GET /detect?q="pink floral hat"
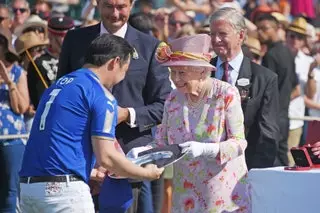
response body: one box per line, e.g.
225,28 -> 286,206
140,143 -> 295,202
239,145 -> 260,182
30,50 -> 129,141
155,34 -> 214,68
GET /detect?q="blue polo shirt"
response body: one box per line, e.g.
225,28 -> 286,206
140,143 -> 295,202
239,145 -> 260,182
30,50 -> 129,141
20,68 -> 118,182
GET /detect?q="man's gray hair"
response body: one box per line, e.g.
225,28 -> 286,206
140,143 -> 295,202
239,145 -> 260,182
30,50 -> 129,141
209,7 -> 246,33
11,0 -> 30,9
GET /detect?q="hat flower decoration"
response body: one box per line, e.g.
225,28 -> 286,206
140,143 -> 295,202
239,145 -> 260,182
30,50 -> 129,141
155,34 -> 214,68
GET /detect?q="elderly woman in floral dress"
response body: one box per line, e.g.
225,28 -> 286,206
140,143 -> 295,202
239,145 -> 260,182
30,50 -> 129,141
154,34 -> 251,213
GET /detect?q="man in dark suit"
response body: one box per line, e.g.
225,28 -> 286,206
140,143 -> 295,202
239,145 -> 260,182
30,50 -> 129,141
209,7 -> 279,169
256,14 -> 298,166
57,0 -> 171,212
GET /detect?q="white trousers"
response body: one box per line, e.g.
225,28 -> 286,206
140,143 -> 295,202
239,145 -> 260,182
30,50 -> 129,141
20,180 -> 95,213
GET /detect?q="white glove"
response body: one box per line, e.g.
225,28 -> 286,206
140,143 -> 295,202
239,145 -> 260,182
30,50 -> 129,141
179,141 -> 219,159
126,146 -> 152,159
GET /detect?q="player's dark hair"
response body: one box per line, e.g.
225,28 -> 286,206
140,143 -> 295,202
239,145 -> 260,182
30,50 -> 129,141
84,34 -> 134,67
255,13 -> 279,26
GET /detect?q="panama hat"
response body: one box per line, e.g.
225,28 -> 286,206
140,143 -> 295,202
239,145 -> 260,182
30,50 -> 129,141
287,17 -> 308,36
15,31 -> 49,55
245,36 -> 262,56
271,12 -> 289,28
155,34 -> 214,68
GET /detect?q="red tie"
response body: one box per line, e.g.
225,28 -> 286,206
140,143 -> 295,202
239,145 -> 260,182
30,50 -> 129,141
222,62 -> 229,83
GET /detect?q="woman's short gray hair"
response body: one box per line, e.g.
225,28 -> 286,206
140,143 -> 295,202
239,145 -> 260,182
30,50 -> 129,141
209,7 -> 246,33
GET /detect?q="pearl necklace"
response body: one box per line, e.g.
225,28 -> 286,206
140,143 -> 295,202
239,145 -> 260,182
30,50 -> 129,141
183,78 -> 213,133
185,79 -> 212,109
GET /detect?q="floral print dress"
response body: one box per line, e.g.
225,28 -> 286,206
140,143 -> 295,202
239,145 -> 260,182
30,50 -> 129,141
0,64 -> 26,145
155,79 -> 251,213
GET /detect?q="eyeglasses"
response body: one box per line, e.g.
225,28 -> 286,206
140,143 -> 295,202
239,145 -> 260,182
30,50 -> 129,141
12,8 -> 28,14
169,20 -> 190,27
289,32 -> 304,40
23,26 -> 45,34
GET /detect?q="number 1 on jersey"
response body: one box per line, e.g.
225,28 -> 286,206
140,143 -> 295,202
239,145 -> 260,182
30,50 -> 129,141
39,89 -> 61,130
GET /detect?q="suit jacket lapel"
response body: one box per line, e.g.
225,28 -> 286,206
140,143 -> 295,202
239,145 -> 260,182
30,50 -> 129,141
237,56 -> 254,121
113,25 -> 138,96
210,57 -> 218,78
211,56 -> 253,102
236,56 -> 252,87
90,23 -> 101,40
124,25 -> 138,43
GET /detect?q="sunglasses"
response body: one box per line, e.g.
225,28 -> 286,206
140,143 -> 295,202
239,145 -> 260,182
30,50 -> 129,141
12,8 -> 28,14
169,20 -> 190,27
289,32 -> 304,40
23,26 -> 45,34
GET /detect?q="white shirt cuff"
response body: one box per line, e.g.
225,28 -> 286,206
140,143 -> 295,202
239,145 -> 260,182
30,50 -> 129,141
127,107 -> 137,128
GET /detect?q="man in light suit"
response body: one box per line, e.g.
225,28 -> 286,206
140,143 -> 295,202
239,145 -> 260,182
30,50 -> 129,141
209,7 -> 280,169
57,0 -> 171,212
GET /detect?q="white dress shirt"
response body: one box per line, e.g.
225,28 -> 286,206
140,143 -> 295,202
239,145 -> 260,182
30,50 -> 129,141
289,51 -> 314,130
100,22 -> 137,128
100,22 -> 128,38
215,51 -> 244,86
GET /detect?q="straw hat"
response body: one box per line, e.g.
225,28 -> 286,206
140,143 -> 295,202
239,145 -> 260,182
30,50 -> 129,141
271,12 -> 289,28
306,23 -> 317,42
244,36 -> 262,56
287,17 -> 308,36
0,27 -> 19,60
155,34 -> 214,68
14,15 -> 47,37
15,32 -> 49,55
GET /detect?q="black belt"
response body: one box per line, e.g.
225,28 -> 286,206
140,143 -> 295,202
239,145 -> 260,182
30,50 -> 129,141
130,182 -> 142,188
20,175 -> 82,183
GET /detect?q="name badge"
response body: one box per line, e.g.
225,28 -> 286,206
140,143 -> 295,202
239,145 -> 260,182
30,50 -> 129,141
237,78 -> 250,87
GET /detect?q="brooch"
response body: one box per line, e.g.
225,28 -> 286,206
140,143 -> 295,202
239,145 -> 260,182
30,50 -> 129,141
132,47 -> 139,60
